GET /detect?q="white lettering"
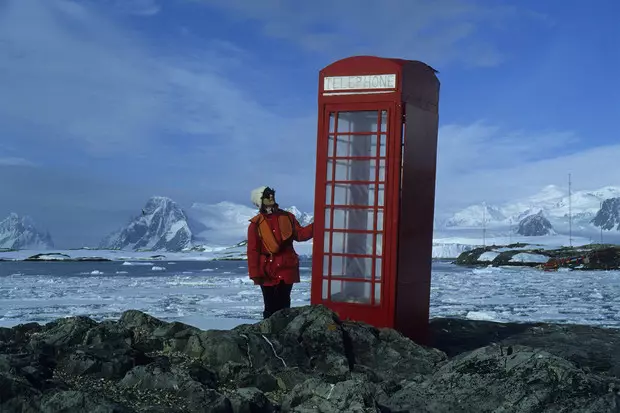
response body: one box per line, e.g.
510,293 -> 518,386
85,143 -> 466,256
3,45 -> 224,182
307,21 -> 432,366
324,74 -> 397,91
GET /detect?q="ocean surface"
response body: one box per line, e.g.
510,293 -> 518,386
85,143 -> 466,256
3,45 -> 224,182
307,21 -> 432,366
1,259 -> 620,331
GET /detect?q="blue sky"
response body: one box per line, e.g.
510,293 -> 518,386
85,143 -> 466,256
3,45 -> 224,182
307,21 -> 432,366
1,0 -> 619,247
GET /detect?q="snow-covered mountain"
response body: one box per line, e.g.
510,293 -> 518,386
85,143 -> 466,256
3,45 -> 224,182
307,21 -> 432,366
516,211 -> 555,236
188,201 -> 257,248
591,197 -> 620,231
100,196 -> 193,251
284,206 -> 314,227
442,185 -> 620,230
0,213 -> 54,250
187,202 -> 314,248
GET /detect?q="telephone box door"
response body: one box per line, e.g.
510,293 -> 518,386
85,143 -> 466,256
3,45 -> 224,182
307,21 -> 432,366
312,102 -> 399,328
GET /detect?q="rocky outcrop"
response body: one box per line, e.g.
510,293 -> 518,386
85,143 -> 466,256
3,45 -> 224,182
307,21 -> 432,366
2,305 -> 620,412
455,244 -> 620,270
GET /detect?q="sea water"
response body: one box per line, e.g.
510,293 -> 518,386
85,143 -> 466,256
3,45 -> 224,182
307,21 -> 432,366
1,260 -> 620,330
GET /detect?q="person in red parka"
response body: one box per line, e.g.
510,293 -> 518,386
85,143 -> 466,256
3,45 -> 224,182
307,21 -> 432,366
247,186 -> 314,319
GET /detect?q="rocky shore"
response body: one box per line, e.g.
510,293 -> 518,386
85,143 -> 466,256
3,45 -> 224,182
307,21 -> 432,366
2,305 -> 620,412
455,243 -> 620,270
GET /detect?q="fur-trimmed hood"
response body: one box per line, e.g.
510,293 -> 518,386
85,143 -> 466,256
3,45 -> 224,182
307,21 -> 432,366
251,186 -> 267,208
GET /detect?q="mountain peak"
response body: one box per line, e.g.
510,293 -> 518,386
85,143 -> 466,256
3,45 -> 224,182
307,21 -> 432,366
100,197 -> 193,251
0,213 -> 54,250
591,197 -> 620,231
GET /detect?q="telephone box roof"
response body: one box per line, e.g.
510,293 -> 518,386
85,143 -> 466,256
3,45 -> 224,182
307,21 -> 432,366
321,55 -> 439,76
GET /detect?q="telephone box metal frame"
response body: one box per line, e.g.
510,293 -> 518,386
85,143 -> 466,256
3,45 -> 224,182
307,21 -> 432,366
310,56 -> 440,344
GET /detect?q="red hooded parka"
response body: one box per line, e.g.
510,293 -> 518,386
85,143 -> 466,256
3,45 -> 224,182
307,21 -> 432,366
247,209 -> 314,286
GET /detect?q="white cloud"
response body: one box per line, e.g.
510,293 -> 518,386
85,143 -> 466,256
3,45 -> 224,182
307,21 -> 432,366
434,124 -> 620,213
0,0 -> 304,159
0,0 -> 319,222
0,157 -> 36,167
196,0 -> 542,67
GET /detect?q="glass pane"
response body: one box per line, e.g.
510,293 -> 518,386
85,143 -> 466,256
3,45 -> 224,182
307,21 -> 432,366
322,279 -> 329,299
379,134 -> 387,156
334,184 -> 375,207
324,208 -> 331,229
329,113 -> 336,133
330,280 -> 372,304
334,159 -> 375,182
336,135 -> 375,157
331,232 -> 375,256
377,210 -> 384,231
328,135 -> 335,157
326,161 -> 333,182
374,283 -> 381,305
323,256 -> 329,276
375,233 -> 383,256
375,258 -> 382,280
323,231 -> 331,253
332,208 -> 374,231
377,184 -> 384,207
335,135 -> 352,157
330,255 -> 373,279
380,110 -> 387,132
325,184 -> 333,205
336,111 -> 384,134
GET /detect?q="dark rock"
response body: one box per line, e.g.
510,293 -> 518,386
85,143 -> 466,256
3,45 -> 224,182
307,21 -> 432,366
39,390 -> 135,413
386,345 -> 620,413
282,378 -> 380,412
228,387 -> 274,413
4,305 -> 620,412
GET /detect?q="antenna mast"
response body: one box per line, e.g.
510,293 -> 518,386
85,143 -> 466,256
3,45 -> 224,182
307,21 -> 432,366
568,173 -> 573,247
482,201 -> 487,247
600,200 -> 603,244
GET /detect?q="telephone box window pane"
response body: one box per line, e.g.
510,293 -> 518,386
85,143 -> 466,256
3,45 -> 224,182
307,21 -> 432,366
329,113 -> 336,133
331,255 -> 344,276
330,280 -> 371,304
376,184 -> 385,207
379,135 -> 387,157
336,135 -> 374,158
374,283 -> 382,305
324,208 -> 331,229
336,136 -> 352,157
331,232 -> 375,257
377,211 -> 384,231
375,258 -> 382,280
334,183 -> 376,207
335,159 -> 375,182
326,160 -> 333,182
330,256 -> 373,279
337,111 -> 381,134
375,233 -> 383,256
323,255 -> 330,275
325,184 -> 333,205
380,110 -> 387,132
328,135 -> 335,157
332,208 -> 374,231
323,231 -> 331,253
322,279 -> 329,299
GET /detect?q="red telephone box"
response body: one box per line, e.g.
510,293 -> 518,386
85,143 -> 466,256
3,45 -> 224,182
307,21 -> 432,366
310,56 -> 440,344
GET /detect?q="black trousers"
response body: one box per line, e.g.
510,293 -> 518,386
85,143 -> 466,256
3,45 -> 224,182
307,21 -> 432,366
260,281 -> 293,319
